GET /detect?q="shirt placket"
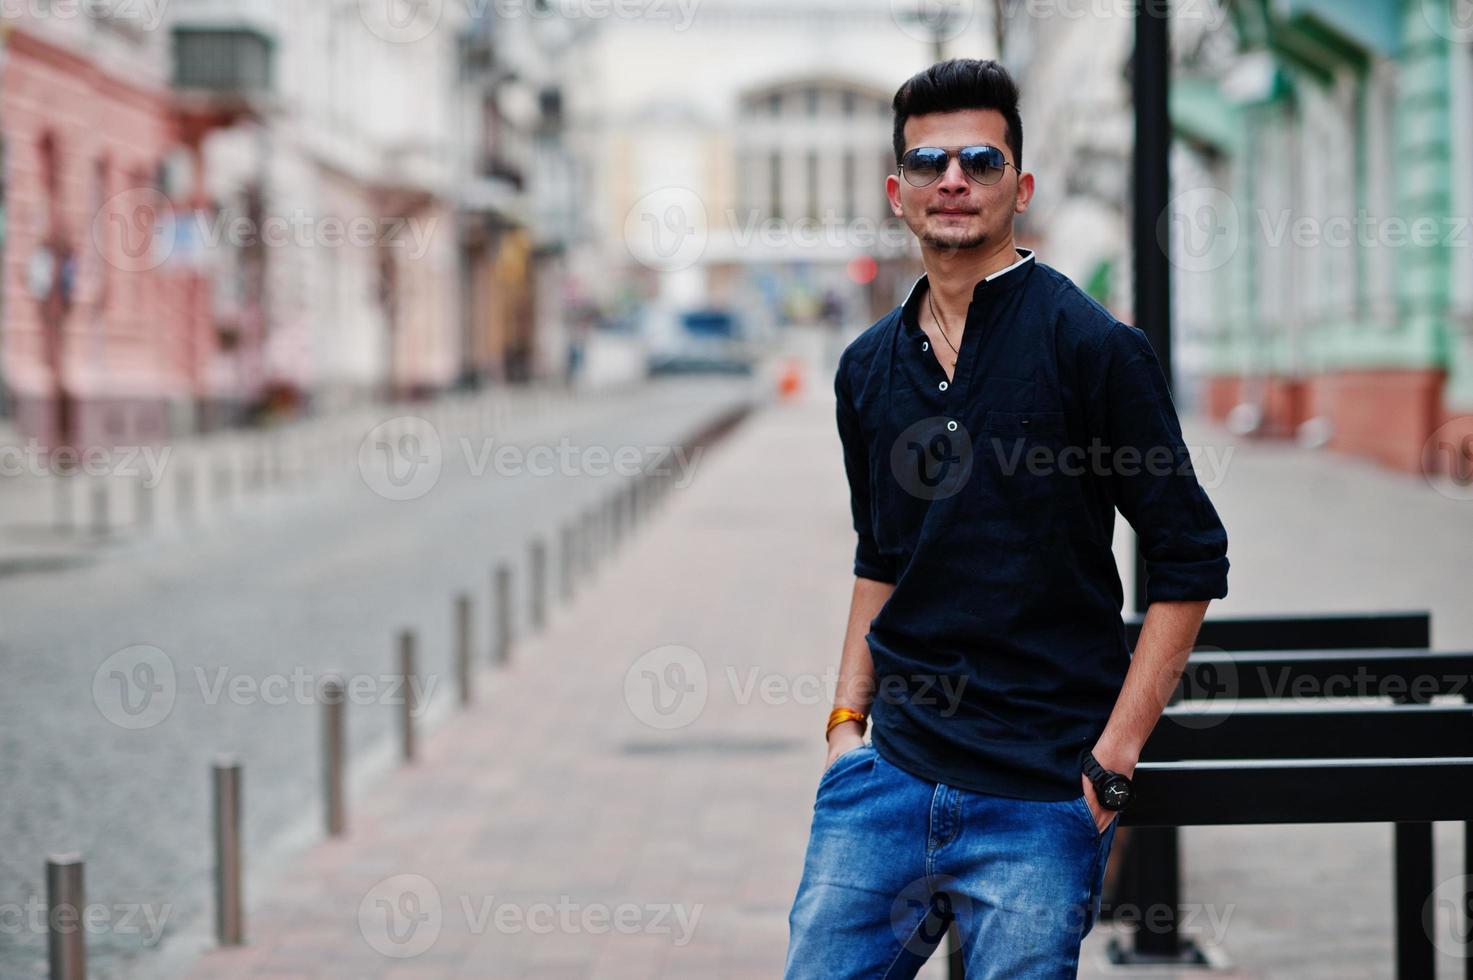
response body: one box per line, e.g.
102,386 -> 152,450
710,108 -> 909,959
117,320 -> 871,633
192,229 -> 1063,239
920,283 -> 988,435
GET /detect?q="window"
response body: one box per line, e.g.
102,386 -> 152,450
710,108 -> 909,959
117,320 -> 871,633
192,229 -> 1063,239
769,150 -> 782,221
1362,62 -> 1398,325
1450,42 -> 1473,320
806,150 -> 818,221
843,151 -> 856,222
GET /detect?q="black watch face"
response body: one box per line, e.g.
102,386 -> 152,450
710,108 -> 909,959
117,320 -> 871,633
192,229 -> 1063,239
1100,777 -> 1131,810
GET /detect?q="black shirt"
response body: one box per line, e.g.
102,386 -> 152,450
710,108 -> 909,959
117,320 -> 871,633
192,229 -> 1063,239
834,248 -> 1230,801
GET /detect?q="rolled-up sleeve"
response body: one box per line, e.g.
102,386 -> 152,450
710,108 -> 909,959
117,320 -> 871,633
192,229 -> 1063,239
1086,321 -> 1229,604
835,356 -> 896,584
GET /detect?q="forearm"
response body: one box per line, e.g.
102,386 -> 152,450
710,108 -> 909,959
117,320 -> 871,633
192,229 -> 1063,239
831,575 -> 894,733
1093,598 -> 1211,773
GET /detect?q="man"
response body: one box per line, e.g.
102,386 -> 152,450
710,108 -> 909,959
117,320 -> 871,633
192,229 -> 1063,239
783,59 -> 1229,979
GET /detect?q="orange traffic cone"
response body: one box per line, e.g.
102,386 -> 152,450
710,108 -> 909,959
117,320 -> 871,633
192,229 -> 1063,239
778,358 -> 804,400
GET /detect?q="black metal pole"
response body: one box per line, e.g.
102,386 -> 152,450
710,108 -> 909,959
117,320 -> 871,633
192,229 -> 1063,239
1125,4 -> 1198,968
1132,0 -> 1172,616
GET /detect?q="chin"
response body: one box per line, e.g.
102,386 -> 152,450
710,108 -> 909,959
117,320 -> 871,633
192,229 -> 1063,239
922,227 -> 989,251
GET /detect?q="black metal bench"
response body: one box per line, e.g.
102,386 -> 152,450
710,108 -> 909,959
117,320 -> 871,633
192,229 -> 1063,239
1107,610 -> 1473,979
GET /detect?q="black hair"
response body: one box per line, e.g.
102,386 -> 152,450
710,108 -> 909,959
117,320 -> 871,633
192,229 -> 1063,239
891,58 -> 1023,169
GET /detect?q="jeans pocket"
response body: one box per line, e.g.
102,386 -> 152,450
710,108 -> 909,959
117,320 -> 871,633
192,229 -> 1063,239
1073,794 -> 1109,841
817,742 -> 873,791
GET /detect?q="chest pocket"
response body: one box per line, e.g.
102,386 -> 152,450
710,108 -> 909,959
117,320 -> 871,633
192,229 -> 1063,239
972,409 -> 1070,543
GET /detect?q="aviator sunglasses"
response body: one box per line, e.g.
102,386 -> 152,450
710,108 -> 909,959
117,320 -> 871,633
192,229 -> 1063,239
898,144 -> 1021,187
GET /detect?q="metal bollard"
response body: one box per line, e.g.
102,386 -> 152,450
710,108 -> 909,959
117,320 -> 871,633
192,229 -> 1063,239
456,594 -> 473,706
46,853 -> 86,980
177,462 -> 196,522
588,504 -> 603,568
581,508 -> 596,575
559,522 -> 576,601
52,472 -> 74,533
529,538 -> 547,632
90,479 -> 109,538
212,457 -> 231,506
322,676 -> 346,836
608,491 -> 623,550
249,439 -> 266,492
493,563 -> 512,666
134,476 -> 153,530
213,757 -> 244,945
399,630 -> 417,762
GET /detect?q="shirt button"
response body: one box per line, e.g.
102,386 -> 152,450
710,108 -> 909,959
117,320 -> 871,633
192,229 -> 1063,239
946,420 -> 957,431
938,380 -> 948,391
922,340 -> 929,351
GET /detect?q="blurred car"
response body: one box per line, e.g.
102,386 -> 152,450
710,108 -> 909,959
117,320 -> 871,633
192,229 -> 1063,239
639,305 -> 757,376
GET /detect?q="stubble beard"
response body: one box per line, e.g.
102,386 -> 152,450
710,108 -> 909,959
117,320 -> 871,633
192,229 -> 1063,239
915,213 -> 992,254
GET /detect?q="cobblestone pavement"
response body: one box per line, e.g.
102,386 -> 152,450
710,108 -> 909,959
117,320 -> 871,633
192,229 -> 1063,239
0,377 -> 757,979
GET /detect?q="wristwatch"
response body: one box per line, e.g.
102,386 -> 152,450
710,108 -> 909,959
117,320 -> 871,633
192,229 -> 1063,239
1080,749 -> 1134,812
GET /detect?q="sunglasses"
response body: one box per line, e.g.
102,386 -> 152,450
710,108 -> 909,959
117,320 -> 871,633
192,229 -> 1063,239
898,144 -> 1020,187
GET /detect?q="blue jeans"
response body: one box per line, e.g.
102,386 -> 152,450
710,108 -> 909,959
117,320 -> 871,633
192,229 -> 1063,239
784,742 -> 1117,979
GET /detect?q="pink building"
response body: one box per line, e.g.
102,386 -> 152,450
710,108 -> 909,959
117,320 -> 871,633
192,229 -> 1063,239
1,21 -> 217,453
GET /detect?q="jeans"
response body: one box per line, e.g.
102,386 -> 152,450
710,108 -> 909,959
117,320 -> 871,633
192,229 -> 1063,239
783,741 -> 1117,979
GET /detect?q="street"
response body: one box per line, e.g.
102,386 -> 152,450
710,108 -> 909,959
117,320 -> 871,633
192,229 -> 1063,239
0,376 -> 756,978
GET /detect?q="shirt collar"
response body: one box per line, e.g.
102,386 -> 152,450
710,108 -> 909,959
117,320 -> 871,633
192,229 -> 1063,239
900,247 -> 1037,333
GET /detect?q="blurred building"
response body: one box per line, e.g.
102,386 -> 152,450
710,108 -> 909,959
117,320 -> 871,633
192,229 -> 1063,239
1004,0 -> 1473,475
0,0 -> 581,454
564,0 -> 991,333
1182,0 -> 1473,475
457,11 -> 582,384
0,6 -> 212,449
170,0 -> 467,418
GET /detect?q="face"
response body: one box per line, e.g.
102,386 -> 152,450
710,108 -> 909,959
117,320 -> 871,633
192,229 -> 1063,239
887,108 -> 1033,253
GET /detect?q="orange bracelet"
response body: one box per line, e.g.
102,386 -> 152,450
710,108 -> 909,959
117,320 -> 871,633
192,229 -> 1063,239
826,706 -> 867,737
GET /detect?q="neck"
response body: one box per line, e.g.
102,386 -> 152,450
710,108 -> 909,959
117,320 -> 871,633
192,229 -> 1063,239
921,235 -> 1021,321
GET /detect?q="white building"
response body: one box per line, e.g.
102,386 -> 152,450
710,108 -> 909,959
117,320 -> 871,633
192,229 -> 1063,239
563,0 -> 996,330
169,0 -> 467,413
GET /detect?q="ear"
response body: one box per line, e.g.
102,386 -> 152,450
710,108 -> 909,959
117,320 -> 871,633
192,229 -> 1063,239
886,173 -> 904,217
1014,170 -> 1035,214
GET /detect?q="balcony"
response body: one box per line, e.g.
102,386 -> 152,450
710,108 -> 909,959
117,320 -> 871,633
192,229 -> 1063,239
172,26 -> 275,102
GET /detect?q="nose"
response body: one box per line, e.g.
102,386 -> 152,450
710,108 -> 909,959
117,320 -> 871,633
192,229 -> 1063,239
935,153 -> 969,195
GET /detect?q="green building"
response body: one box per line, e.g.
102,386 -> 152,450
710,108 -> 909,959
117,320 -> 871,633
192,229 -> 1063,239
1176,0 -> 1472,474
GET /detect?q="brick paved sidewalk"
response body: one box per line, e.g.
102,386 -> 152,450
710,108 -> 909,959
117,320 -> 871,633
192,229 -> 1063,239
186,392 -> 854,979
